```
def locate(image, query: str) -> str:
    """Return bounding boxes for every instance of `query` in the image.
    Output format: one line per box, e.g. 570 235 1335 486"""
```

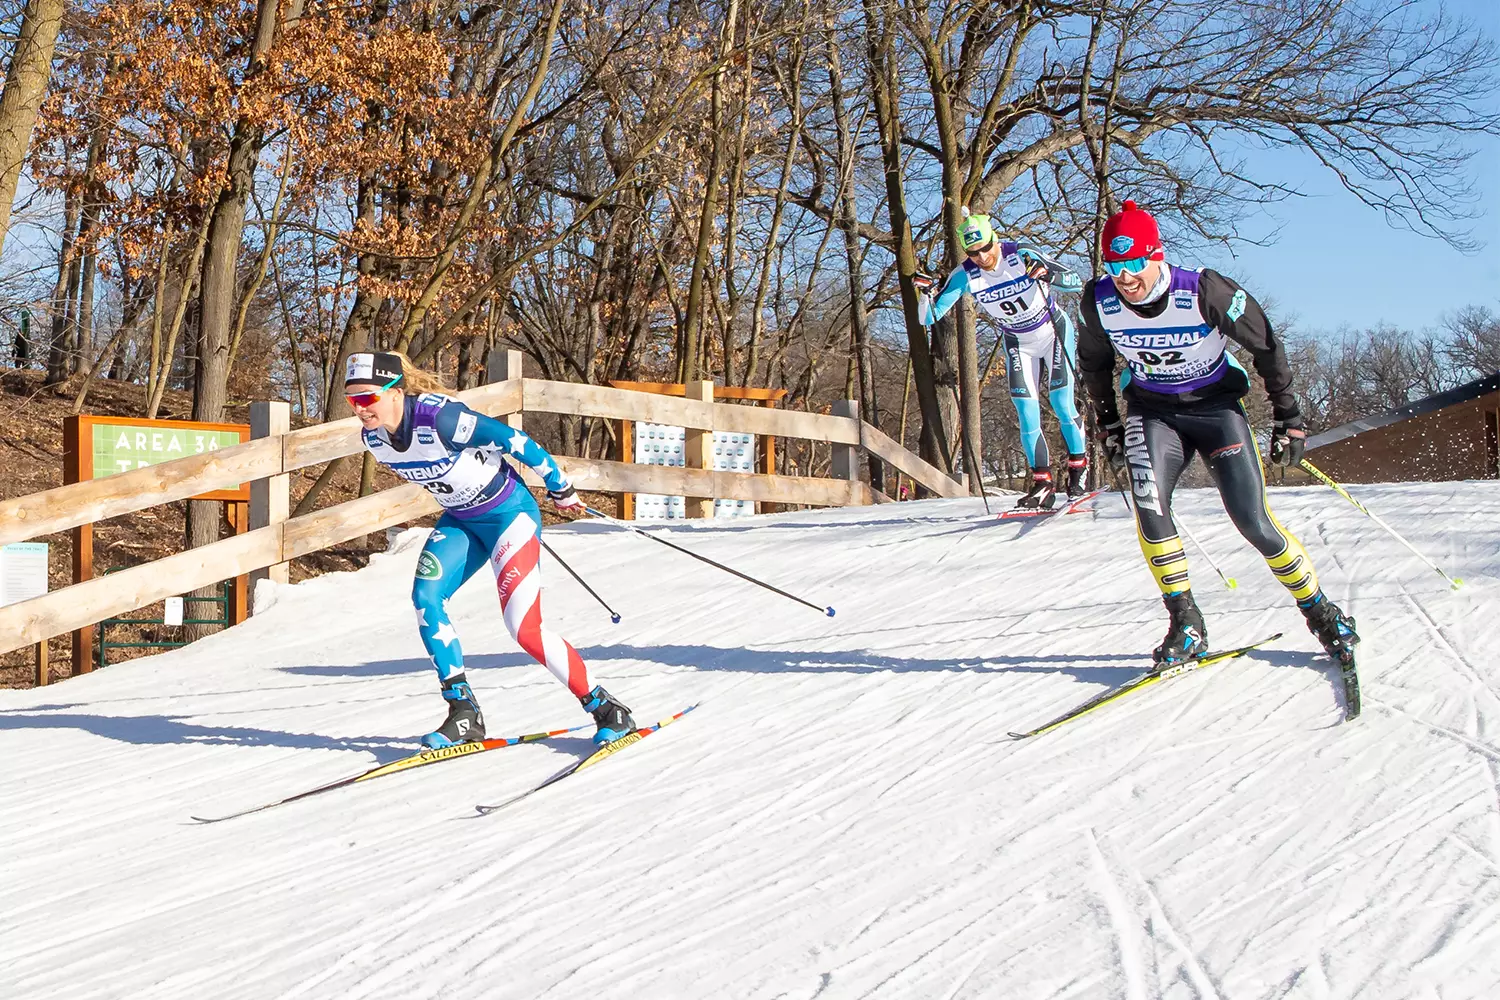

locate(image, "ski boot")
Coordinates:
581 685 636 745
1065 455 1088 498
1015 471 1057 510
421 678 486 749
1299 591 1360 664
1154 590 1209 665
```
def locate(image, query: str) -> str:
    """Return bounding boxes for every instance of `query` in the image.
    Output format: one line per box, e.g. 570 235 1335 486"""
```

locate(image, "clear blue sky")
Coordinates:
1177 0 1499 336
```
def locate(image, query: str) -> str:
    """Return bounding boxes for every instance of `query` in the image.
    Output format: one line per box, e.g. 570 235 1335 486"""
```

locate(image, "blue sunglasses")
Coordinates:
1105 257 1152 277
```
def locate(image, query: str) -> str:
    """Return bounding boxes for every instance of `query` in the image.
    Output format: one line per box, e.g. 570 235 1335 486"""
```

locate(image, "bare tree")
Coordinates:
0 0 64 257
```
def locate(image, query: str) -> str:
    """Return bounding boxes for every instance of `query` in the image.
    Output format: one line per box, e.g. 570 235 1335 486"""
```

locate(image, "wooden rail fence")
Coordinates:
0 354 964 660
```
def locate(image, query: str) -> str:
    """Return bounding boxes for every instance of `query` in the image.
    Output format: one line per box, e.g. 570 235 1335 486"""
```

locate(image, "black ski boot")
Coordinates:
422 678 486 749
1015 471 1057 510
1299 591 1360 663
581 685 636 745
1065 456 1088 498
1154 590 1209 665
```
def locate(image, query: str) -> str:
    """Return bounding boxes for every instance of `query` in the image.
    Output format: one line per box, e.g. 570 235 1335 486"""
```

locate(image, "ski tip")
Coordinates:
1227 578 1239 589
825 606 836 617
1006 732 1030 740
1452 578 1465 590
610 614 622 624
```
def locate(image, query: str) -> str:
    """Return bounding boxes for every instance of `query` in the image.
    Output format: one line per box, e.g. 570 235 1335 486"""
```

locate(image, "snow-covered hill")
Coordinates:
4 482 1500 1000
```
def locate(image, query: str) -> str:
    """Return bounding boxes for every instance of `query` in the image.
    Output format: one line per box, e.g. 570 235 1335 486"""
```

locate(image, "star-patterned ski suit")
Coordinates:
360 393 592 697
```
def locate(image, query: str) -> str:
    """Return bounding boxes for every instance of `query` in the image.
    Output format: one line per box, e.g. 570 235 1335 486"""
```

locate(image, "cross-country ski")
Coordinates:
190 722 592 823
1006 633 1282 740
474 703 698 816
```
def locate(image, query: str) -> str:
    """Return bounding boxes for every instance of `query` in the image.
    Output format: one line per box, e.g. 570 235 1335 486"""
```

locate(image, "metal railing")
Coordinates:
96 575 231 667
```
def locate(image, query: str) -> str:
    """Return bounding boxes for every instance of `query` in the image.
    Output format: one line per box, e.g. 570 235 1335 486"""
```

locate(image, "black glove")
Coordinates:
1269 413 1306 468
1098 418 1126 473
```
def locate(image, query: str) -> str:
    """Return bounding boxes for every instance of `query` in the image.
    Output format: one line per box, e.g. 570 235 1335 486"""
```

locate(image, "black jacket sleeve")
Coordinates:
1076 278 1121 423
1197 269 1298 420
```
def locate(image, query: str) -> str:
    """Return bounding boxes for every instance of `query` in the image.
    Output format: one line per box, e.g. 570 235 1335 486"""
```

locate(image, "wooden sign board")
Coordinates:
65 415 251 501
61 415 252 674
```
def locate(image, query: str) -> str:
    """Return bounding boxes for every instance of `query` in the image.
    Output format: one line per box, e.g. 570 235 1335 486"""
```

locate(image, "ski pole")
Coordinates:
1171 512 1238 590
582 506 836 617
540 538 622 624
957 412 992 515
1299 459 1462 589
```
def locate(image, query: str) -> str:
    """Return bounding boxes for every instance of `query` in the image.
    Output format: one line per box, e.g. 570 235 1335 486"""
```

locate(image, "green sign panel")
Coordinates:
90 424 245 477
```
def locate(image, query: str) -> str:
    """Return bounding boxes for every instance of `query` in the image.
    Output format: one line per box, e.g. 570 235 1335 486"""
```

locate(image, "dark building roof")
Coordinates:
1307 372 1500 450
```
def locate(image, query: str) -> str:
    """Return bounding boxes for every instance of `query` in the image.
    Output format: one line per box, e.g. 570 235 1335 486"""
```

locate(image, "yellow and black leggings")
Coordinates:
1122 404 1318 601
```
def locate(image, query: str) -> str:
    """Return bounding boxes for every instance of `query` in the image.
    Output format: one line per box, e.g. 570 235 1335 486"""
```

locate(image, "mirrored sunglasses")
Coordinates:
965 240 996 258
346 374 402 408
1105 257 1152 277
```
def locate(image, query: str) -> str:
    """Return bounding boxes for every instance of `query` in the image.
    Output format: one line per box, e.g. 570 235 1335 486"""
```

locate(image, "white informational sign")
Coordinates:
0 542 49 607
163 596 185 627
633 423 757 521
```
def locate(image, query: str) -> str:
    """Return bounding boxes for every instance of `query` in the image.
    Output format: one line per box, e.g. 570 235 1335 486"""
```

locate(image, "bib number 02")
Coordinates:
1137 349 1186 366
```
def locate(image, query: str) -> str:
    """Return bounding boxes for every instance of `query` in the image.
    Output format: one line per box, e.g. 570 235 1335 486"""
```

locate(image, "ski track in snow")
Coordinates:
3 483 1500 998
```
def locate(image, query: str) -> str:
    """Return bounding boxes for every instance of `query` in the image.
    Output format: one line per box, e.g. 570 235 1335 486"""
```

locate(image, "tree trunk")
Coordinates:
862 0 951 477
147 216 211 418
0 0 64 258
678 0 740 383
43 183 79 385
826 37 881 492
185 0 290 642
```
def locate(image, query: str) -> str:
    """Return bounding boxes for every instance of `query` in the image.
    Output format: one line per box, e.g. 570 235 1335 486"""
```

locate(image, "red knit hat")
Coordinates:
1101 199 1165 262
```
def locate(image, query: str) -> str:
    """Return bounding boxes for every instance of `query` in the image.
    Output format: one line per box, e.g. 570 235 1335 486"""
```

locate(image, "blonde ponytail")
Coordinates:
389 350 449 395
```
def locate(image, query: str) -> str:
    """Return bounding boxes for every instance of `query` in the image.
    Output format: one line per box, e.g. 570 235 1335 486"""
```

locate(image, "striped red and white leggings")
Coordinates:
410 491 590 696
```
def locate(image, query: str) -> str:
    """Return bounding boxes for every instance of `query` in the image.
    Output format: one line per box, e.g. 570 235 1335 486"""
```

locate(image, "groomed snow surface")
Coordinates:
4 483 1500 999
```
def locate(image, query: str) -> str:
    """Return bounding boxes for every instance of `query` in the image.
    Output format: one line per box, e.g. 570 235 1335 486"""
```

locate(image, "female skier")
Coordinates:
1075 200 1359 665
345 351 635 748
916 211 1089 509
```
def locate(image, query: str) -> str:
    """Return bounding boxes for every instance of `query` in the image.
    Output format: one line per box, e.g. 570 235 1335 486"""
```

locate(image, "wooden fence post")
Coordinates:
248 400 291 601
832 399 859 482
487 349 524 429
684 379 714 518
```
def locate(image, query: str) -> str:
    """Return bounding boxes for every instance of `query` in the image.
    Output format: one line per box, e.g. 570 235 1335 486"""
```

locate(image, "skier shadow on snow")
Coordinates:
0 711 413 755
1241 647 1351 712
288 644 1145 689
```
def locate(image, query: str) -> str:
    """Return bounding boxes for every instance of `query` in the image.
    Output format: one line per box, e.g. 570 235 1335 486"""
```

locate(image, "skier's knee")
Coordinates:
411 580 444 616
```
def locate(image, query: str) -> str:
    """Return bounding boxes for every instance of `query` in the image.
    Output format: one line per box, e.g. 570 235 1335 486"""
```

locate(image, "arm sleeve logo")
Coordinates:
1226 289 1247 323
453 411 477 444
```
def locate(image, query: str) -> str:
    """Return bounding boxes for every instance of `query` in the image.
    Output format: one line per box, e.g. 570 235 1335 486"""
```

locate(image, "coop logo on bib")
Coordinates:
1109 235 1135 255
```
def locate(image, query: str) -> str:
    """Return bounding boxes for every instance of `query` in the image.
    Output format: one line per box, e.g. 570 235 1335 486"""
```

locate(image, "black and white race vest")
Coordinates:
1093 267 1232 394
964 241 1061 348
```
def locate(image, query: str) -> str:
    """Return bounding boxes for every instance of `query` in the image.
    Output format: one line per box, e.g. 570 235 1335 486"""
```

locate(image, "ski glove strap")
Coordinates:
548 485 585 512
1099 420 1127 473
1269 415 1306 468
